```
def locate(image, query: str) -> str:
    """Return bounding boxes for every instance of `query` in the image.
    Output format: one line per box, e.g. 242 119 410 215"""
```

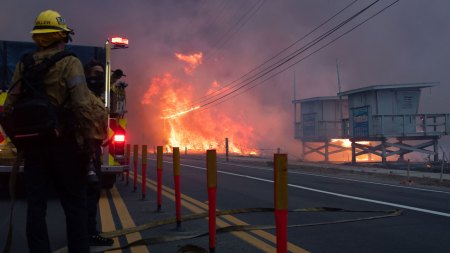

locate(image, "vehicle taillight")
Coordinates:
113 133 125 164
114 134 125 143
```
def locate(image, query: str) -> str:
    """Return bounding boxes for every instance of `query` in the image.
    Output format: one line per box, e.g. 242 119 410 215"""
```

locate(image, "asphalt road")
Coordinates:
2 154 450 252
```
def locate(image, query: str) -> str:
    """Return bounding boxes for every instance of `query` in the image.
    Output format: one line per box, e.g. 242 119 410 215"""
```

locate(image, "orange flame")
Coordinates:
330 139 375 162
175 52 203 74
141 72 259 155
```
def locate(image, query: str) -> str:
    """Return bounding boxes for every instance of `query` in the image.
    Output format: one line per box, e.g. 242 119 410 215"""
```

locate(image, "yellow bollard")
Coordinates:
141 145 147 199
156 146 163 211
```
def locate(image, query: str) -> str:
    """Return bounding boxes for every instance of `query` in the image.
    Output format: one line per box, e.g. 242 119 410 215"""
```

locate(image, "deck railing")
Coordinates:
341 113 450 138
294 120 343 140
296 114 450 140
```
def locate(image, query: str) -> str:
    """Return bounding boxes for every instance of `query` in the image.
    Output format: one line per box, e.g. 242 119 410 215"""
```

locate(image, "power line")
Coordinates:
209 0 381 97
194 0 382 110
197 0 401 112
224 0 358 87
204 0 235 38
171 0 360 112
204 0 266 62
168 0 380 114
164 0 400 118
201 0 229 31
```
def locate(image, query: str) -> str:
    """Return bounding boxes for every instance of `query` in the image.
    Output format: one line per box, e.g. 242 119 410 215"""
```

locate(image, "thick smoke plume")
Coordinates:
1 0 450 159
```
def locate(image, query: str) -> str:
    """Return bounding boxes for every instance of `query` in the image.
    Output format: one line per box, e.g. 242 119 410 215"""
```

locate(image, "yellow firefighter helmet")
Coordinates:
30 10 72 34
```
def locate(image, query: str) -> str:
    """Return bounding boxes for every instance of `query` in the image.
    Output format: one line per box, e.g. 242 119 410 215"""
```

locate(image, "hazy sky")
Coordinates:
1 0 449 157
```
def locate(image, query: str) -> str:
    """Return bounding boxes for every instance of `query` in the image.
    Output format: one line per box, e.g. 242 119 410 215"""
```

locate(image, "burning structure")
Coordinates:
295 82 450 163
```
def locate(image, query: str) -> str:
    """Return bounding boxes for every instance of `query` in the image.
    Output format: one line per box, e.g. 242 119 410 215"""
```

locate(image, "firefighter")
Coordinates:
83 59 114 246
85 59 106 98
110 69 127 118
4 10 106 253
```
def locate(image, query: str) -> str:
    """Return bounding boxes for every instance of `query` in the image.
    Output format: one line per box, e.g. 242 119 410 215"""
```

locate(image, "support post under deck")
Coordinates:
434 138 439 162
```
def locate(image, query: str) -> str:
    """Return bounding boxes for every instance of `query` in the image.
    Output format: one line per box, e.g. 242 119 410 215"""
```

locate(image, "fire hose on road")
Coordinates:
4 147 403 253
52 206 402 253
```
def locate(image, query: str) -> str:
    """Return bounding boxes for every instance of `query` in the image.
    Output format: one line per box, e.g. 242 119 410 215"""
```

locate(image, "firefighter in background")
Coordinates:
84 59 114 246
85 59 106 98
3 10 104 253
110 69 127 118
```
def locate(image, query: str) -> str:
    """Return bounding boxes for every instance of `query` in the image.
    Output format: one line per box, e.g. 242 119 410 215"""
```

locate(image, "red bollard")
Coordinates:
274 153 288 253
156 146 163 211
141 145 147 199
173 147 181 229
133 144 138 192
207 149 217 253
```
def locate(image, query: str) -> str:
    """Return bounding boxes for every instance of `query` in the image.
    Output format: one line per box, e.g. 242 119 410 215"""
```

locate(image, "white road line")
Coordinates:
182 164 450 218
220 162 450 195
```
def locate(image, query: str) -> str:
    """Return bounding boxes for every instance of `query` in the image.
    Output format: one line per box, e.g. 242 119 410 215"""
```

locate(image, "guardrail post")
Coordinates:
173 147 182 229
133 144 138 192
423 114 427 135
157 146 163 211
207 149 217 253
274 153 288 253
141 145 147 199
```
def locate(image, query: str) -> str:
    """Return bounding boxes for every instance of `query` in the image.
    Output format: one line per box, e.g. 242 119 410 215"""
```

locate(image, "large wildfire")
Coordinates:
141 52 258 155
139 53 380 160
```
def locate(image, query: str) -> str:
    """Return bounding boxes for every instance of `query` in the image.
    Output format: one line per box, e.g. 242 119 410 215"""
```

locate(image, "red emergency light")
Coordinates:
111 37 129 47
114 134 125 142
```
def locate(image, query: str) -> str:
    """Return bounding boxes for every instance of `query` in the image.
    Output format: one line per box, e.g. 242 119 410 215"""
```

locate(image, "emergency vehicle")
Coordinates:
0 39 128 189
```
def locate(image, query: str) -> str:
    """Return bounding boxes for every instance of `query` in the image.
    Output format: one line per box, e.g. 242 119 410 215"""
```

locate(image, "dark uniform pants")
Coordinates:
87 145 102 235
23 137 90 253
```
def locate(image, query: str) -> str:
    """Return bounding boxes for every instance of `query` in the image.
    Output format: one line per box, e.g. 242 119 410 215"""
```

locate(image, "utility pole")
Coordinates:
336 58 342 94
225 138 229 161
293 70 296 101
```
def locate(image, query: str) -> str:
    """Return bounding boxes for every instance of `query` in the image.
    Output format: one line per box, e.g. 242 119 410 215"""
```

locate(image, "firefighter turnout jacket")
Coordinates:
4 48 108 144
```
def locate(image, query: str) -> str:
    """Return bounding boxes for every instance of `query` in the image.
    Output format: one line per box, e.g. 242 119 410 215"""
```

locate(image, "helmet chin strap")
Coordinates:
65 30 75 43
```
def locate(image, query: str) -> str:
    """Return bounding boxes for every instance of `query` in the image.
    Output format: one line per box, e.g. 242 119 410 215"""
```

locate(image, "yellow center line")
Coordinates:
138 174 275 252
147 176 308 253
109 185 150 253
99 190 121 253
133 171 309 253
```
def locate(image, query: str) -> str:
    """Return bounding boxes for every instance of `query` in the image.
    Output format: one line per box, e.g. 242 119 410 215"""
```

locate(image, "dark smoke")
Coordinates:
1 0 449 158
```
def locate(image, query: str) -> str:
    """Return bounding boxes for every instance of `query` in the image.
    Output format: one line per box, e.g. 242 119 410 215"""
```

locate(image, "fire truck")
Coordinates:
0 39 128 189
